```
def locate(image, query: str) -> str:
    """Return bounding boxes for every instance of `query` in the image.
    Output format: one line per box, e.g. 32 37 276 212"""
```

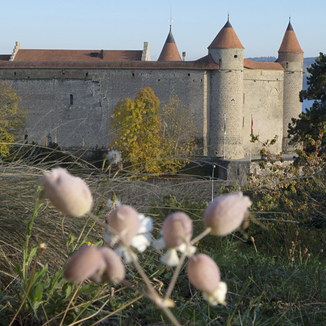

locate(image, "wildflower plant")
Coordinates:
9 167 252 326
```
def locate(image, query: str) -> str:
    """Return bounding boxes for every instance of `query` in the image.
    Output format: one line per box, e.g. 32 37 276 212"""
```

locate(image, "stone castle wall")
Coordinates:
243 69 284 156
0 60 301 159
2 68 207 149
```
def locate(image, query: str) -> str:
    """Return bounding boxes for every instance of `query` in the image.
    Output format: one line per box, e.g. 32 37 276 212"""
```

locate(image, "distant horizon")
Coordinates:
0 0 324 61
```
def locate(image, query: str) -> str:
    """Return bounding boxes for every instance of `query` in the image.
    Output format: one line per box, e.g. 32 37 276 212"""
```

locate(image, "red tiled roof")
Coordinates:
278 23 303 53
13 49 143 62
0 58 219 70
0 56 284 71
244 59 284 70
158 27 182 62
158 43 181 61
208 21 244 49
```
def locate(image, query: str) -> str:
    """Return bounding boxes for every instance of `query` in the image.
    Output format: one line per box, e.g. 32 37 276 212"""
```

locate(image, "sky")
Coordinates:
1 0 324 61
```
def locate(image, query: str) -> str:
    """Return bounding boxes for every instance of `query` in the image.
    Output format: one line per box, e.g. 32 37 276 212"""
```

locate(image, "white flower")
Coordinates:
153 212 196 267
106 198 121 209
104 205 153 263
131 214 153 252
202 282 227 306
107 150 121 165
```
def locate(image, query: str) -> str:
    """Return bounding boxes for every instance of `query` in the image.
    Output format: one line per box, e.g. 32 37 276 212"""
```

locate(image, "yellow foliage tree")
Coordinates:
111 88 197 177
0 83 26 158
111 87 163 176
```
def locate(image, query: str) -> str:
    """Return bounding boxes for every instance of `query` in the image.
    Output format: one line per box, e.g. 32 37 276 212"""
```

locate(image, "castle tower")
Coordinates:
208 19 244 159
158 25 181 61
277 20 304 152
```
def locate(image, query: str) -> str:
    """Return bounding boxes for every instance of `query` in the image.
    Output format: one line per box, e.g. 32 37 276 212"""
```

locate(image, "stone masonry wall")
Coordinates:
3 68 207 149
243 69 284 156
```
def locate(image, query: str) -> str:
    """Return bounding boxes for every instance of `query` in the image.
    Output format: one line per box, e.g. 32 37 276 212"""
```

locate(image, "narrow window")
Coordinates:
243 117 244 127
219 59 222 66
132 72 135 77
188 73 190 76
243 93 245 104
70 94 73 105
286 62 289 69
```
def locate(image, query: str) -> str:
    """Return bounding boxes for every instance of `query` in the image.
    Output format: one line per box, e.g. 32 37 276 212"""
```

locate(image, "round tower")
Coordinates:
158 25 181 61
208 19 244 159
277 20 304 152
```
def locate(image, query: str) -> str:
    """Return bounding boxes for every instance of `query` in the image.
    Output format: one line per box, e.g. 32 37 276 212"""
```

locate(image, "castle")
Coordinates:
0 19 303 160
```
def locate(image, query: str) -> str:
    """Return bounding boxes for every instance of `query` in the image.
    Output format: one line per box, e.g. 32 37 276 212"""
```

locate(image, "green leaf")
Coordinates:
77 284 99 295
26 247 38 265
28 264 48 291
66 234 75 247
13 262 23 279
34 282 44 303
64 283 74 300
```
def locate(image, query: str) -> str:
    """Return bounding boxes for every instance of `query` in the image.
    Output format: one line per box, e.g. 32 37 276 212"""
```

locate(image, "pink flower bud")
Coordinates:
42 168 93 217
187 254 221 292
100 247 125 283
64 246 106 283
204 192 251 236
162 212 193 249
107 205 140 246
187 254 227 305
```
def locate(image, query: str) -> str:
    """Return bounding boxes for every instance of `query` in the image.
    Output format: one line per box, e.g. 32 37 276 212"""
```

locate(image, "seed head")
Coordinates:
162 212 193 249
100 247 125 283
64 246 106 283
106 205 140 246
187 254 227 305
42 168 93 217
204 192 251 236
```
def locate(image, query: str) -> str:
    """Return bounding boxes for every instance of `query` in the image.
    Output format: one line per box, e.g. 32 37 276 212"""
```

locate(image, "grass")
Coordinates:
1 152 326 325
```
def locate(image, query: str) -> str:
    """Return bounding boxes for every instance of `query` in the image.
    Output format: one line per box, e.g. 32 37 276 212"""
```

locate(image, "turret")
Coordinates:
208 19 244 159
277 20 304 152
158 25 181 61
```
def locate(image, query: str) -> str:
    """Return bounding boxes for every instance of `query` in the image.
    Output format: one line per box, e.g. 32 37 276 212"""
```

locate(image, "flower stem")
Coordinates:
190 227 212 245
126 247 181 326
164 251 186 301
9 247 44 326
59 282 82 326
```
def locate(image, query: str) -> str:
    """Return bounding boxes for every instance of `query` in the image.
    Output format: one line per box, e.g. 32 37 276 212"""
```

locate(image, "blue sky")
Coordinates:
1 0 324 60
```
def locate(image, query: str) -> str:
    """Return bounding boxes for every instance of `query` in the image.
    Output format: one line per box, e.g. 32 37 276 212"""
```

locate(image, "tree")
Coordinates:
111 88 198 177
111 87 164 176
161 95 197 159
0 82 26 158
288 53 326 151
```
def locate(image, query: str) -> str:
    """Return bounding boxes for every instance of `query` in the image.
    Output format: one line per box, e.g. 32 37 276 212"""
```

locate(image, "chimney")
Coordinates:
100 49 104 59
182 51 186 61
141 42 151 61
10 41 21 61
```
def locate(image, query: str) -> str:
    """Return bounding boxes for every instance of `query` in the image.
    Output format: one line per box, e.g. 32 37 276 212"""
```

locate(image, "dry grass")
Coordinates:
0 158 217 291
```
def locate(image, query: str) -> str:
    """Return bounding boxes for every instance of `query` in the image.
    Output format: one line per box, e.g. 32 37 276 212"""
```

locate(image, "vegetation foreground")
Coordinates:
0 149 326 326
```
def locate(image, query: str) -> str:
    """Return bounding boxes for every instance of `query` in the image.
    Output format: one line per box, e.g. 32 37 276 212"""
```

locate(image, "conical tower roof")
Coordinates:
208 19 244 49
278 21 303 53
158 26 181 61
